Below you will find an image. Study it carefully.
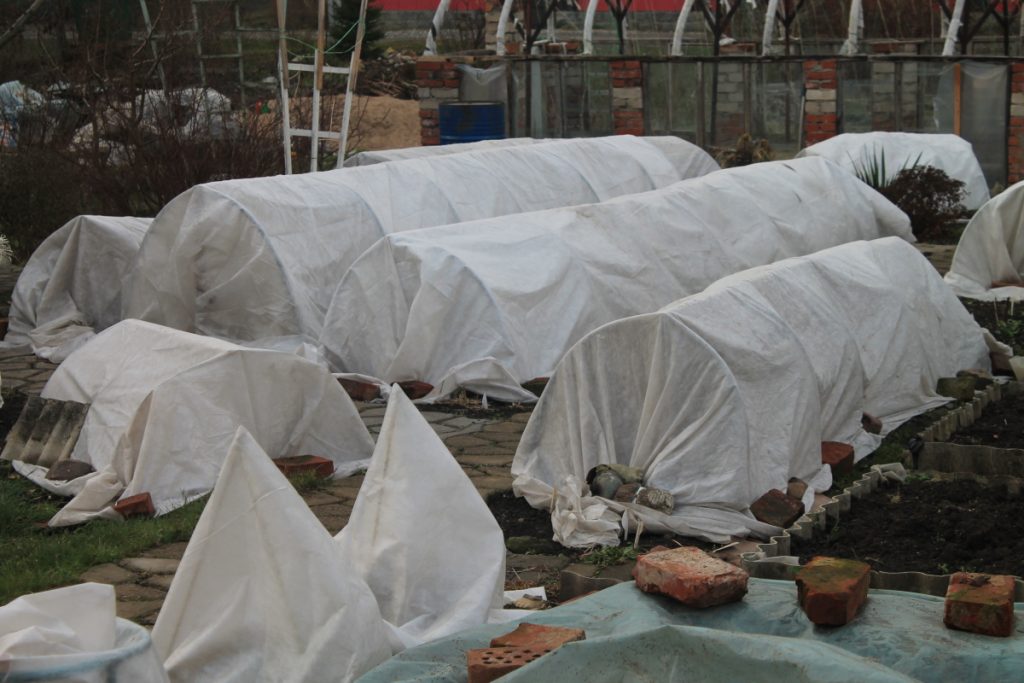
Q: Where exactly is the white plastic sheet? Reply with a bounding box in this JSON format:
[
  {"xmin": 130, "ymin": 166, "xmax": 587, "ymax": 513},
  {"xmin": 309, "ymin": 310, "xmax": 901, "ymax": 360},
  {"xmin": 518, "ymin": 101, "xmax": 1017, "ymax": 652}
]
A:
[
  {"xmin": 3, "ymin": 216, "xmax": 151, "ymax": 359},
  {"xmin": 945, "ymin": 179, "xmax": 1024, "ymax": 301},
  {"xmin": 0, "ymin": 583, "xmax": 168, "ymax": 682},
  {"xmin": 319, "ymin": 158, "xmax": 913, "ymax": 402},
  {"xmin": 121, "ymin": 136, "xmax": 718, "ymax": 344},
  {"xmin": 155, "ymin": 391, "xmax": 507, "ymax": 681},
  {"xmin": 152, "ymin": 428, "xmax": 393, "ymax": 683},
  {"xmin": 343, "ymin": 138, "xmax": 541, "ymax": 166},
  {"xmin": 512, "ymin": 238, "xmax": 991, "ymax": 546},
  {"xmin": 17, "ymin": 319, "xmax": 374, "ymax": 526},
  {"xmin": 796, "ymin": 132, "xmax": 990, "ymax": 210}
]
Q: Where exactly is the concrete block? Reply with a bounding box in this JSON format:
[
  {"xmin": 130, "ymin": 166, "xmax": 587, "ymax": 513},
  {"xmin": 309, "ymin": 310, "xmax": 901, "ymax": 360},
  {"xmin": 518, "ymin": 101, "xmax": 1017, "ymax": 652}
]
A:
[
  {"xmin": 796, "ymin": 556, "xmax": 870, "ymax": 626},
  {"xmin": 944, "ymin": 572, "xmax": 1015, "ymax": 637},
  {"xmin": 633, "ymin": 546, "xmax": 748, "ymax": 608}
]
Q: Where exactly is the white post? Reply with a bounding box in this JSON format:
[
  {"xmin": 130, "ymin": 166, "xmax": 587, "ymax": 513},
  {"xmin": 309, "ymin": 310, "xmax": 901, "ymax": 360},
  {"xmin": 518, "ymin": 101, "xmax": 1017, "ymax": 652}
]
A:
[
  {"xmin": 583, "ymin": 0, "xmax": 599, "ymax": 54},
  {"xmin": 761, "ymin": 0, "xmax": 780, "ymax": 56},
  {"xmin": 839, "ymin": 0, "xmax": 862, "ymax": 56},
  {"xmin": 942, "ymin": 0, "xmax": 967, "ymax": 57},
  {"xmin": 495, "ymin": 0, "xmax": 515, "ymax": 55},
  {"xmin": 425, "ymin": 0, "xmax": 452, "ymax": 55},
  {"xmin": 310, "ymin": 0, "xmax": 327, "ymax": 172},
  {"xmin": 337, "ymin": 0, "xmax": 369, "ymax": 167},
  {"xmin": 670, "ymin": 0, "xmax": 697, "ymax": 57},
  {"xmin": 276, "ymin": 0, "xmax": 293, "ymax": 174}
]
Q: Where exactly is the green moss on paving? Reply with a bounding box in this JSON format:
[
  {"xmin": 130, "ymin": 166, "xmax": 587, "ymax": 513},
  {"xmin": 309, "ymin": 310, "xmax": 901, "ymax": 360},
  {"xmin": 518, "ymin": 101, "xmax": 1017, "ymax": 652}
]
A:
[{"xmin": 0, "ymin": 461, "xmax": 205, "ymax": 606}]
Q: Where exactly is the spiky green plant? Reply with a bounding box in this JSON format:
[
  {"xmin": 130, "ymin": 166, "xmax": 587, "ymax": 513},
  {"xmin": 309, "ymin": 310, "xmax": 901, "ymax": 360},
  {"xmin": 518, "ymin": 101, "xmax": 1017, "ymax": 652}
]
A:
[{"xmin": 851, "ymin": 147, "xmax": 922, "ymax": 191}]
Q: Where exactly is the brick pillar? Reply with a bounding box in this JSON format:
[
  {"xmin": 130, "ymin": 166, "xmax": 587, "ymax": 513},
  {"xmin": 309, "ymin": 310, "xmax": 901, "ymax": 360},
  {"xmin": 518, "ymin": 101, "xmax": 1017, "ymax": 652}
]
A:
[
  {"xmin": 611, "ymin": 59, "xmax": 644, "ymax": 136},
  {"xmin": 416, "ymin": 57, "xmax": 461, "ymax": 146},
  {"xmin": 803, "ymin": 59, "xmax": 838, "ymax": 145},
  {"xmin": 1009, "ymin": 63, "xmax": 1024, "ymax": 185}
]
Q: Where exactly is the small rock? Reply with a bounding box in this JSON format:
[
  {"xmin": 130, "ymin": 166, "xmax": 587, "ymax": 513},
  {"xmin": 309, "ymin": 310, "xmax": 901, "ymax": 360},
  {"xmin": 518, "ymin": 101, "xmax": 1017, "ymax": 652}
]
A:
[
  {"xmin": 509, "ymin": 596, "xmax": 548, "ymax": 610},
  {"xmin": 491, "ymin": 623, "xmax": 585, "ymax": 650},
  {"xmin": 821, "ymin": 442, "xmax": 854, "ymax": 478},
  {"xmin": 588, "ymin": 469, "xmax": 623, "ymax": 498},
  {"xmin": 786, "ymin": 477, "xmax": 808, "ymax": 500},
  {"xmin": 46, "ymin": 459, "xmax": 95, "ymax": 481},
  {"xmin": 936, "ymin": 376, "xmax": 977, "ymax": 402},
  {"xmin": 632, "ymin": 545, "xmax": 749, "ymax": 608},
  {"xmin": 944, "ymin": 572, "xmax": 1015, "ymax": 637},
  {"xmin": 795, "ymin": 556, "xmax": 870, "ymax": 626},
  {"xmin": 860, "ymin": 412, "xmax": 883, "ymax": 435},
  {"xmin": 635, "ymin": 487, "xmax": 674, "ymax": 514},
  {"xmin": 750, "ymin": 489, "xmax": 805, "ymax": 528},
  {"xmin": 397, "ymin": 380, "xmax": 433, "ymax": 400},
  {"xmin": 613, "ymin": 482, "xmax": 642, "ymax": 503},
  {"xmin": 603, "ymin": 463, "xmax": 645, "ymax": 484}
]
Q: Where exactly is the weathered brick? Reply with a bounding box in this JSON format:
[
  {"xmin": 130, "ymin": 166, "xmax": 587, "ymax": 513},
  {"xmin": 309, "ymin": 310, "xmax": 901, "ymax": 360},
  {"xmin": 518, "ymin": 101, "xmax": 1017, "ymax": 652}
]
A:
[
  {"xmin": 796, "ymin": 556, "xmax": 870, "ymax": 626},
  {"xmin": 490, "ymin": 623, "xmax": 585, "ymax": 650},
  {"xmin": 633, "ymin": 546, "xmax": 749, "ymax": 608},
  {"xmin": 273, "ymin": 455, "xmax": 334, "ymax": 479},
  {"xmin": 398, "ymin": 380, "xmax": 433, "ymax": 400},
  {"xmin": 944, "ymin": 572, "xmax": 1015, "ymax": 637},
  {"xmin": 821, "ymin": 441, "xmax": 854, "ymax": 477},
  {"xmin": 113, "ymin": 492, "xmax": 155, "ymax": 519},
  {"xmin": 467, "ymin": 647, "xmax": 548, "ymax": 683},
  {"xmin": 338, "ymin": 378, "xmax": 380, "ymax": 401},
  {"xmin": 750, "ymin": 488, "xmax": 805, "ymax": 528}
]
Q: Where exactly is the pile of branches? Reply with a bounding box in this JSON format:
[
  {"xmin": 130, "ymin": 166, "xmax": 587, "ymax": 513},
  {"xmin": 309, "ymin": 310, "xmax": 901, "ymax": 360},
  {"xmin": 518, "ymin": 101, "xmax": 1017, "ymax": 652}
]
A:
[{"xmin": 357, "ymin": 50, "xmax": 418, "ymax": 100}]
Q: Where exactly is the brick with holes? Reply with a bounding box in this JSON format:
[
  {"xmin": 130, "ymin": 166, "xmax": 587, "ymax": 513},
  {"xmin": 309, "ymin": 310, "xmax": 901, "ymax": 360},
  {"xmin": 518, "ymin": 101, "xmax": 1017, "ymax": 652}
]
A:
[{"xmin": 466, "ymin": 646, "xmax": 549, "ymax": 683}]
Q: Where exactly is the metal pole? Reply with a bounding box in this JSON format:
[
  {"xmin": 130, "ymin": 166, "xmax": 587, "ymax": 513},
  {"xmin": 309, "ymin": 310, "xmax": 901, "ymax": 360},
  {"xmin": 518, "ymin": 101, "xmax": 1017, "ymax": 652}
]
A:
[
  {"xmin": 337, "ymin": 0, "xmax": 370, "ymax": 167},
  {"xmin": 276, "ymin": 0, "xmax": 293, "ymax": 174},
  {"xmin": 310, "ymin": 0, "xmax": 327, "ymax": 172}
]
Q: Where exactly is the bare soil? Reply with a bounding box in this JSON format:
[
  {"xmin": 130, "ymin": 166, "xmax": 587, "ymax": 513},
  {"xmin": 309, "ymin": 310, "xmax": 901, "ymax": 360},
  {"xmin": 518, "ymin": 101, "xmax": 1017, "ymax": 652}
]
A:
[
  {"xmin": 795, "ymin": 478, "xmax": 1024, "ymax": 577},
  {"xmin": 950, "ymin": 391, "xmax": 1024, "ymax": 449},
  {"xmin": 959, "ymin": 297, "xmax": 1024, "ymax": 354}
]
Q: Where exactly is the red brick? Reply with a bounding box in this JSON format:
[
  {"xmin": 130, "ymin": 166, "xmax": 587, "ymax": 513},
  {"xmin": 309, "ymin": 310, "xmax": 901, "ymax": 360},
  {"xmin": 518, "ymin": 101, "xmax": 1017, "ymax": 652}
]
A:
[
  {"xmin": 443, "ymin": 79, "xmax": 460, "ymax": 88},
  {"xmin": 821, "ymin": 442, "xmax": 854, "ymax": 477},
  {"xmin": 273, "ymin": 455, "xmax": 335, "ymax": 479},
  {"xmin": 796, "ymin": 556, "xmax": 871, "ymax": 626},
  {"xmin": 750, "ymin": 488, "xmax": 805, "ymax": 528},
  {"xmin": 490, "ymin": 623, "xmax": 585, "ymax": 650},
  {"xmin": 397, "ymin": 380, "xmax": 433, "ymax": 400},
  {"xmin": 113, "ymin": 492, "xmax": 155, "ymax": 519},
  {"xmin": 944, "ymin": 572, "xmax": 1015, "ymax": 637},
  {"xmin": 467, "ymin": 647, "xmax": 548, "ymax": 683},
  {"xmin": 613, "ymin": 59, "xmax": 641, "ymax": 70},
  {"xmin": 337, "ymin": 377, "xmax": 380, "ymax": 401},
  {"xmin": 633, "ymin": 545, "xmax": 749, "ymax": 608},
  {"xmin": 419, "ymin": 79, "xmax": 444, "ymax": 88}
]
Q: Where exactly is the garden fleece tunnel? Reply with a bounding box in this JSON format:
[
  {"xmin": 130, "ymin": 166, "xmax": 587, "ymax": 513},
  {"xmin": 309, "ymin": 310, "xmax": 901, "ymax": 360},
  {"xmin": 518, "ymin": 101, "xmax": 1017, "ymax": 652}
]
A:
[{"xmin": 120, "ymin": 136, "xmax": 718, "ymax": 345}]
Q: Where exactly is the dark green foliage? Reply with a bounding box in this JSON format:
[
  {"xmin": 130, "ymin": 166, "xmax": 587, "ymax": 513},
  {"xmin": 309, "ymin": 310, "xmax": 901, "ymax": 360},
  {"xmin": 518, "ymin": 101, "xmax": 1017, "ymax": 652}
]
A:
[
  {"xmin": 880, "ymin": 165, "xmax": 966, "ymax": 241},
  {"xmin": 331, "ymin": 0, "xmax": 386, "ymax": 61}
]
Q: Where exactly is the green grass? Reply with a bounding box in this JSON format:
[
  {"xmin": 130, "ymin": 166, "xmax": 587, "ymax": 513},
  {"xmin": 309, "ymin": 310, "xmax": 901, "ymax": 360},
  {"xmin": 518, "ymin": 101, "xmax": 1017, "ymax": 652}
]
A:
[{"xmin": 0, "ymin": 461, "xmax": 205, "ymax": 606}]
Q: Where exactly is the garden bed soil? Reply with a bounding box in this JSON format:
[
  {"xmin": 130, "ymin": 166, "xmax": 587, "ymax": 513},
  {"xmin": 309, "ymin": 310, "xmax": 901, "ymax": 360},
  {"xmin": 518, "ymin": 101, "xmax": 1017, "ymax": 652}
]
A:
[
  {"xmin": 795, "ymin": 478, "xmax": 1024, "ymax": 577},
  {"xmin": 959, "ymin": 297, "xmax": 1024, "ymax": 353},
  {"xmin": 949, "ymin": 390, "xmax": 1024, "ymax": 449}
]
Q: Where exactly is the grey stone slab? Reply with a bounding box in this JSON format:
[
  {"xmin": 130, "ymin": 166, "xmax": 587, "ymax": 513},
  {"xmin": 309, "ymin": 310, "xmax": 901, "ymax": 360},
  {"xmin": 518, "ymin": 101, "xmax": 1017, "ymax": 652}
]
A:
[
  {"xmin": 140, "ymin": 542, "xmax": 188, "ymax": 559},
  {"xmin": 116, "ymin": 583, "xmax": 167, "ymax": 601},
  {"xmin": 444, "ymin": 435, "xmax": 492, "ymax": 448},
  {"xmin": 141, "ymin": 575, "xmax": 175, "ymax": 590},
  {"xmin": 116, "ymin": 600, "xmax": 163, "ymax": 622},
  {"xmin": 121, "ymin": 557, "xmax": 180, "ymax": 574},
  {"xmin": 80, "ymin": 563, "xmax": 136, "ymax": 585}
]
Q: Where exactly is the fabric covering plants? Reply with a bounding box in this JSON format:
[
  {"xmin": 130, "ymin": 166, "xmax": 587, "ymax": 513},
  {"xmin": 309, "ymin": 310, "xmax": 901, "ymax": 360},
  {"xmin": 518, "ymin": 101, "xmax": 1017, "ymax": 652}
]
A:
[
  {"xmin": 319, "ymin": 157, "xmax": 913, "ymax": 402},
  {"xmin": 945, "ymin": 178, "xmax": 1024, "ymax": 300},
  {"xmin": 121, "ymin": 136, "xmax": 718, "ymax": 346},
  {"xmin": 2, "ymin": 215, "xmax": 152, "ymax": 361},
  {"xmin": 343, "ymin": 138, "xmax": 542, "ymax": 166},
  {"xmin": 11, "ymin": 320, "xmax": 374, "ymax": 526},
  {"xmin": 512, "ymin": 238, "xmax": 993, "ymax": 547},
  {"xmin": 796, "ymin": 132, "xmax": 990, "ymax": 210},
  {"xmin": 154, "ymin": 389, "xmax": 508, "ymax": 682}
]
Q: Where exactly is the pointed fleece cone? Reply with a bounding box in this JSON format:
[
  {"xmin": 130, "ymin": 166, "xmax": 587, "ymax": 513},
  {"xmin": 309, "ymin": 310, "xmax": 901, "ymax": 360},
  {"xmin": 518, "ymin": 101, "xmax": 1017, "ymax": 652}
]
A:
[
  {"xmin": 335, "ymin": 387, "xmax": 506, "ymax": 647},
  {"xmin": 152, "ymin": 427, "xmax": 392, "ymax": 683}
]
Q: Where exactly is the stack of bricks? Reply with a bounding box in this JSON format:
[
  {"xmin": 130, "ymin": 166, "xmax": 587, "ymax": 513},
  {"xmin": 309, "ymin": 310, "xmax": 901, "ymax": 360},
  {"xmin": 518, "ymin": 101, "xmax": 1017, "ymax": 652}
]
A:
[
  {"xmin": 803, "ymin": 59, "xmax": 838, "ymax": 145},
  {"xmin": 416, "ymin": 57, "xmax": 462, "ymax": 146},
  {"xmin": 1010, "ymin": 63, "xmax": 1024, "ymax": 184},
  {"xmin": 611, "ymin": 59, "xmax": 644, "ymax": 135}
]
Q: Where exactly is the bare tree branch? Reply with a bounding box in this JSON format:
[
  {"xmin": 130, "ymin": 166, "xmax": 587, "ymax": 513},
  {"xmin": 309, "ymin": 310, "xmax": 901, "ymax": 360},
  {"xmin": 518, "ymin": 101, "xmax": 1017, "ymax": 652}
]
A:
[{"xmin": 0, "ymin": 0, "xmax": 49, "ymax": 52}]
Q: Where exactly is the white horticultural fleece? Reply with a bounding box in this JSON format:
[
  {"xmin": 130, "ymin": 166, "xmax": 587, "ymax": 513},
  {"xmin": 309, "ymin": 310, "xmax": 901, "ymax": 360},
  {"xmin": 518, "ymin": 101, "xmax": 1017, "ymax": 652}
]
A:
[
  {"xmin": 121, "ymin": 135, "xmax": 718, "ymax": 346},
  {"xmin": 512, "ymin": 238, "xmax": 993, "ymax": 547},
  {"xmin": 319, "ymin": 157, "xmax": 913, "ymax": 402}
]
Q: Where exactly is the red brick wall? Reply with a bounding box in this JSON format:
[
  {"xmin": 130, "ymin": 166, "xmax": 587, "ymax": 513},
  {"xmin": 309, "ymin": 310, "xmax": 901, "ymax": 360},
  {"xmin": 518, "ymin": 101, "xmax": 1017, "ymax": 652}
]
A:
[
  {"xmin": 610, "ymin": 60, "xmax": 644, "ymax": 136},
  {"xmin": 803, "ymin": 59, "xmax": 838, "ymax": 145},
  {"xmin": 416, "ymin": 57, "xmax": 461, "ymax": 146},
  {"xmin": 1010, "ymin": 63, "xmax": 1024, "ymax": 185}
]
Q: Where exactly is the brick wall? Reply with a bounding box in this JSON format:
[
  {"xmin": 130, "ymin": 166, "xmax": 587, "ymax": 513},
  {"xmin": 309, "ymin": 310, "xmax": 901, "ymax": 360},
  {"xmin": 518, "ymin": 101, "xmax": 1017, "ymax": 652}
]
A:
[
  {"xmin": 803, "ymin": 59, "xmax": 837, "ymax": 145},
  {"xmin": 610, "ymin": 59, "xmax": 644, "ymax": 135},
  {"xmin": 416, "ymin": 57, "xmax": 462, "ymax": 146},
  {"xmin": 1010, "ymin": 63, "xmax": 1024, "ymax": 185}
]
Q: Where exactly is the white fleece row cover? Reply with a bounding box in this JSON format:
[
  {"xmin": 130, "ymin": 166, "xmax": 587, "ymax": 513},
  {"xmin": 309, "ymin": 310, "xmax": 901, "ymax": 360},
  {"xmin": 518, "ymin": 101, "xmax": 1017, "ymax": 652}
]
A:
[
  {"xmin": 945, "ymin": 179, "xmax": 1024, "ymax": 301},
  {"xmin": 153, "ymin": 390, "xmax": 507, "ymax": 683},
  {"xmin": 17, "ymin": 319, "xmax": 374, "ymax": 526},
  {"xmin": 797, "ymin": 132, "xmax": 990, "ymax": 210},
  {"xmin": 343, "ymin": 138, "xmax": 541, "ymax": 166},
  {"xmin": 319, "ymin": 157, "xmax": 914, "ymax": 402},
  {"xmin": 512, "ymin": 238, "xmax": 991, "ymax": 547},
  {"xmin": 121, "ymin": 136, "xmax": 718, "ymax": 344},
  {"xmin": 2, "ymin": 215, "xmax": 151, "ymax": 358}
]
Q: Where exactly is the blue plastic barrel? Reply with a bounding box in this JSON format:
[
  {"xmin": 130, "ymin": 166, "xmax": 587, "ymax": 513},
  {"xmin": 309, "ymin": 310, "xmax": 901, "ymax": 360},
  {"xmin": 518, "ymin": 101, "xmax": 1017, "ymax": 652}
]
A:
[{"xmin": 438, "ymin": 101, "xmax": 505, "ymax": 144}]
